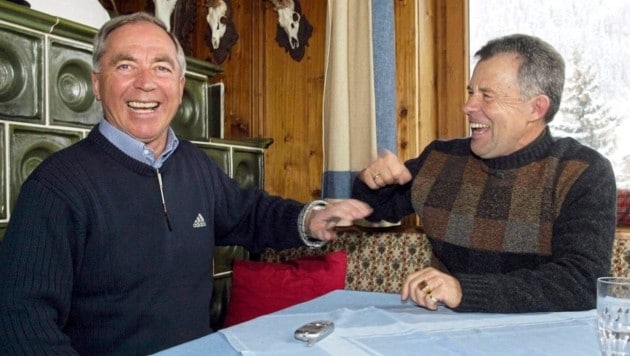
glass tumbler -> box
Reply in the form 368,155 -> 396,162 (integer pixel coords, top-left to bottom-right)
598,277 -> 630,356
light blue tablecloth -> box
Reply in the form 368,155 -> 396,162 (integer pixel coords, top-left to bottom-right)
156,290 -> 600,355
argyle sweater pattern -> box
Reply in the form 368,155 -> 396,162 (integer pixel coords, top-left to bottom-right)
0,128 -> 305,355
352,129 -> 617,312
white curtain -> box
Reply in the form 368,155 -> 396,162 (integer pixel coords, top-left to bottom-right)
322,0 -> 397,201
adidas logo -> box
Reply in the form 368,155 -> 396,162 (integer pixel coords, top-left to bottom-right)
192,213 -> 207,228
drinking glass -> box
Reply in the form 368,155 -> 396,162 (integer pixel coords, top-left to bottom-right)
598,277 -> 630,355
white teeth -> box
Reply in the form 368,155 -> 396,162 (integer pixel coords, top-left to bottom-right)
128,101 -> 159,109
470,122 -> 490,129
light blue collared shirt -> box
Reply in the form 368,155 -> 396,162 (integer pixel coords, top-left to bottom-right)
98,119 -> 179,169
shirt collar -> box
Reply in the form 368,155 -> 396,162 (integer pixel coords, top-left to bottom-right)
98,118 -> 179,169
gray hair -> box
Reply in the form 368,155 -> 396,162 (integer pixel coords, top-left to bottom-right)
92,12 -> 186,75
474,34 -> 565,123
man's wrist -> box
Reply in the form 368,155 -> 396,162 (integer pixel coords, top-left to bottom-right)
297,200 -> 329,247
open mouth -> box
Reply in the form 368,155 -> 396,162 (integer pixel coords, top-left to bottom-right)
127,101 -> 159,112
470,122 -> 490,134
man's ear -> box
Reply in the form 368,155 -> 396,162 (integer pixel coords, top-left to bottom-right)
91,71 -> 101,101
530,94 -> 550,122
178,75 -> 186,104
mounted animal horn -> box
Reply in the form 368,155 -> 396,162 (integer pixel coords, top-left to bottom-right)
153,0 -> 178,31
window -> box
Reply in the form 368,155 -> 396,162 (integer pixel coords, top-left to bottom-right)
469,0 -> 630,189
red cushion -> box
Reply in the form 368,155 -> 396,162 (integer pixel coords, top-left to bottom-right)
223,251 -> 347,327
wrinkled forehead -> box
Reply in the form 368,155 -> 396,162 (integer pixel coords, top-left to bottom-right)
470,54 -> 522,91
103,22 -> 180,64
106,21 -> 176,49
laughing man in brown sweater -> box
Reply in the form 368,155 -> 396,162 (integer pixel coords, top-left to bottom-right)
352,34 -> 617,313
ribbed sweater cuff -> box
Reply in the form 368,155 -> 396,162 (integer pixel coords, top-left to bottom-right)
453,274 -> 494,312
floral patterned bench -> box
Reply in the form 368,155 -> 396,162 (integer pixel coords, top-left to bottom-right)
611,229 -> 630,278
261,228 -> 630,293
260,230 -> 432,293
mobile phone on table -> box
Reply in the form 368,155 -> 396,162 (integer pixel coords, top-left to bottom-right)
294,320 -> 335,346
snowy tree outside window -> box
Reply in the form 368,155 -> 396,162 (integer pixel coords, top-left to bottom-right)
470,0 -> 630,189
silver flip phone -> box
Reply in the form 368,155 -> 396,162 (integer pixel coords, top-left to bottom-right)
294,320 -> 335,346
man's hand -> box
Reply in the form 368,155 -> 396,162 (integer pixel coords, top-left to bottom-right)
358,149 -> 412,189
306,199 -> 372,241
401,267 -> 463,310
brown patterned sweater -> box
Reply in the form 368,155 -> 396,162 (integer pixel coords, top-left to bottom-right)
352,128 -> 617,312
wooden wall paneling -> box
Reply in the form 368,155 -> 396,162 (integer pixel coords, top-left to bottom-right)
251,0 -> 265,139
190,0 -> 325,202
192,0 -> 259,140
394,0 -> 440,229
393,0 -> 439,158
393,0 -> 418,229
261,1 -> 326,202
416,0 -> 438,150
228,0 -> 264,139
394,0 -> 420,163
435,0 -> 468,139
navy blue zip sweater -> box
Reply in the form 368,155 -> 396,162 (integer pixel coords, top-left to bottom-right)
0,128 -> 305,355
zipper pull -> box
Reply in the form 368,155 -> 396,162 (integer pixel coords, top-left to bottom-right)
156,169 -> 173,231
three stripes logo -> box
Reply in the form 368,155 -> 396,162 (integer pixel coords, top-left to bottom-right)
193,213 -> 207,228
